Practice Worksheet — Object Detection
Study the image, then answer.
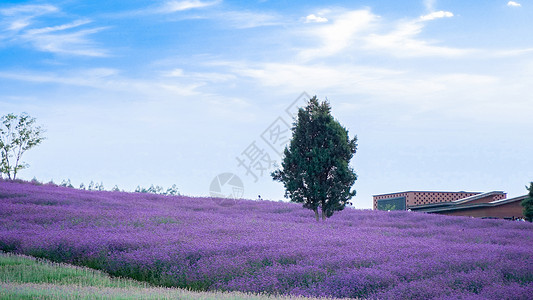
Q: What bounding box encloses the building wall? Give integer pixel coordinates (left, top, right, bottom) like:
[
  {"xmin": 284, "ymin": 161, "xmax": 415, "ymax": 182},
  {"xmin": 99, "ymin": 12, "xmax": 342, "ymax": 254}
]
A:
[
  {"xmin": 373, "ymin": 191, "xmax": 479, "ymax": 210},
  {"xmin": 410, "ymin": 192, "xmax": 479, "ymax": 206},
  {"xmin": 434, "ymin": 201, "xmax": 524, "ymax": 219},
  {"xmin": 373, "ymin": 192, "xmax": 409, "ymax": 210}
]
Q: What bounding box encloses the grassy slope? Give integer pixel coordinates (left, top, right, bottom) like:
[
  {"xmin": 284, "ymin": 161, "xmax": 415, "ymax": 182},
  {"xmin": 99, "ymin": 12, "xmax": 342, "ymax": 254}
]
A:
[{"xmin": 0, "ymin": 252, "xmax": 348, "ymax": 300}]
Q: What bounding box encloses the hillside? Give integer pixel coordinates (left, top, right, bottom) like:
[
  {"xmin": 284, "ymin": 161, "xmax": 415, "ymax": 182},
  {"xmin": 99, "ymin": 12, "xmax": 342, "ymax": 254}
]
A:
[
  {"xmin": 0, "ymin": 252, "xmax": 341, "ymax": 299},
  {"xmin": 0, "ymin": 180, "xmax": 532, "ymax": 299}
]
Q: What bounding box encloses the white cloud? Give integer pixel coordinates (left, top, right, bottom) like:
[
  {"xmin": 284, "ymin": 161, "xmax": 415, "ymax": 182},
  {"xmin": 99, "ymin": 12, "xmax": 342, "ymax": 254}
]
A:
[
  {"xmin": 298, "ymin": 9, "xmax": 377, "ymax": 60},
  {"xmin": 0, "ymin": 4, "xmax": 107, "ymax": 56},
  {"xmin": 0, "ymin": 69, "xmax": 201, "ymax": 97},
  {"xmin": 363, "ymin": 14, "xmax": 471, "ymax": 57},
  {"xmin": 218, "ymin": 11, "xmax": 280, "ymax": 28},
  {"xmin": 492, "ymin": 47, "xmax": 533, "ymax": 56},
  {"xmin": 26, "ymin": 19, "xmax": 92, "ymax": 35},
  {"xmin": 0, "ymin": 4, "xmax": 57, "ymax": 16},
  {"xmin": 424, "ymin": 0, "xmax": 436, "ymax": 11},
  {"xmin": 419, "ymin": 11, "xmax": 453, "ymax": 21},
  {"xmin": 22, "ymin": 26, "xmax": 109, "ymax": 57},
  {"xmin": 158, "ymin": 0, "xmax": 220, "ymax": 13},
  {"xmin": 219, "ymin": 58, "xmax": 530, "ymax": 124},
  {"xmin": 163, "ymin": 68, "xmax": 236, "ymax": 82},
  {"xmin": 223, "ymin": 61, "xmax": 410, "ymax": 96},
  {"xmin": 6, "ymin": 20, "xmax": 31, "ymax": 31},
  {"xmin": 305, "ymin": 14, "xmax": 328, "ymax": 23},
  {"xmin": 0, "ymin": 4, "xmax": 58, "ymax": 31},
  {"xmin": 507, "ymin": 1, "xmax": 521, "ymax": 7},
  {"xmin": 297, "ymin": 8, "xmax": 467, "ymax": 60}
]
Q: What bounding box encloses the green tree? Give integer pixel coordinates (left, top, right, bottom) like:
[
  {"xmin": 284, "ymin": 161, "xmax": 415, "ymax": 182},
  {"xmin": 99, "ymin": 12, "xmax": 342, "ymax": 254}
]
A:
[
  {"xmin": 0, "ymin": 113, "xmax": 45, "ymax": 180},
  {"xmin": 165, "ymin": 184, "xmax": 179, "ymax": 196},
  {"xmin": 272, "ymin": 96, "xmax": 357, "ymax": 221},
  {"xmin": 522, "ymin": 182, "xmax": 533, "ymax": 222}
]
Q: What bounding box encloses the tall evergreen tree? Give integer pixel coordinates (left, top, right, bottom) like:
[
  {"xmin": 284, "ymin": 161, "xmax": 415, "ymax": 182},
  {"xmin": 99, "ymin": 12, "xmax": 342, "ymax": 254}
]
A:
[
  {"xmin": 272, "ymin": 96, "xmax": 357, "ymax": 221},
  {"xmin": 522, "ymin": 182, "xmax": 533, "ymax": 222}
]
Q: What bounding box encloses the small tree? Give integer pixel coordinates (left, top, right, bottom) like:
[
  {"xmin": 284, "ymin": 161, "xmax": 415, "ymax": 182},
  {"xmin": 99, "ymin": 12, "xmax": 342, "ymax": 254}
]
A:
[
  {"xmin": 0, "ymin": 113, "xmax": 45, "ymax": 180},
  {"xmin": 60, "ymin": 179, "xmax": 74, "ymax": 188},
  {"xmin": 522, "ymin": 182, "xmax": 533, "ymax": 222},
  {"xmin": 272, "ymin": 96, "xmax": 357, "ymax": 221},
  {"xmin": 165, "ymin": 184, "xmax": 179, "ymax": 196}
]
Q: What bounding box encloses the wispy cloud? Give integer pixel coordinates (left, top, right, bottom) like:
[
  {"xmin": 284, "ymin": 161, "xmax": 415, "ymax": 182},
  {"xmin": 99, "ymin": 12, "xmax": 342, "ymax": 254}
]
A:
[
  {"xmin": 0, "ymin": 69, "xmax": 201, "ymax": 96},
  {"xmin": 419, "ymin": 11, "xmax": 453, "ymax": 21},
  {"xmin": 305, "ymin": 14, "xmax": 328, "ymax": 23},
  {"xmin": 218, "ymin": 10, "xmax": 280, "ymax": 28},
  {"xmin": 424, "ymin": 0, "xmax": 436, "ymax": 11},
  {"xmin": 0, "ymin": 4, "xmax": 58, "ymax": 31},
  {"xmin": 507, "ymin": 1, "xmax": 521, "ymax": 7},
  {"xmin": 163, "ymin": 68, "xmax": 236, "ymax": 82},
  {"xmin": 25, "ymin": 19, "xmax": 92, "ymax": 35},
  {"xmin": 298, "ymin": 9, "xmax": 377, "ymax": 60},
  {"xmin": 22, "ymin": 27, "xmax": 109, "ymax": 57},
  {"xmin": 0, "ymin": 4, "xmax": 107, "ymax": 57},
  {"xmin": 492, "ymin": 47, "xmax": 533, "ymax": 56},
  {"xmin": 364, "ymin": 22, "xmax": 470, "ymax": 57},
  {"xmin": 157, "ymin": 0, "xmax": 221, "ymax": 13},
  {"xmin": 297, "ymin": 8, "xmax": 467, "ymax": 60},
  {"xmin": 0, "ymin": 4, "xmax": 57, "ymax": 16}
]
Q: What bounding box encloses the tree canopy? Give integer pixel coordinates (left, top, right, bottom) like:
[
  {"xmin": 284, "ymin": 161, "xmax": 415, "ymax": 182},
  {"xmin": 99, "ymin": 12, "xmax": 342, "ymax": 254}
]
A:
[
  {"xmin": 272, "ymin": 96, "xmax": 357, "ymax": 221},
  {"xmin": 522, "ymin": 182, "xmax": 533, "ymax": 222},
  {"xmin": 0, "ymin": 113, "xmax": 45, "ymax": 180}
]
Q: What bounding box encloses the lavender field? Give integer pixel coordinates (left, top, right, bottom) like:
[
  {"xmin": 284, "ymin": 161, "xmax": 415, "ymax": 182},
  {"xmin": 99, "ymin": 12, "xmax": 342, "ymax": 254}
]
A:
[{"xmin": 0, "ymin": 180, "xmax": 532, "ymax": 299}]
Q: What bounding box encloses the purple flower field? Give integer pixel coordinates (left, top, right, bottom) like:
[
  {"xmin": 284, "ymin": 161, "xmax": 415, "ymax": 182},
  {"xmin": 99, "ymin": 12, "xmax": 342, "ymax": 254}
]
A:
[{"xmin": 1, "ymin": 180, "xmax": 532, "ymax": 299}]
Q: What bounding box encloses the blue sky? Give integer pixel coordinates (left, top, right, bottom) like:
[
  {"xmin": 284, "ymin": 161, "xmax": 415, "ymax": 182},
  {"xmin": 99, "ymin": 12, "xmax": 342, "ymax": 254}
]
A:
[{"xmin": 1, "ymin": 0, "xmax": 532, "ymax": 209}]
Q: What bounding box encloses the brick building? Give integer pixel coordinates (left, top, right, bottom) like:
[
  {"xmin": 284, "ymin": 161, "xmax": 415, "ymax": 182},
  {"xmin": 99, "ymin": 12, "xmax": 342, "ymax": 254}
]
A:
[
  {"xmin": 373, "ymin": 191, "xmax": 483, "ymax": 210},
  {"xmin": 373, "ymin": 190, "xmax": 525, "ymax": 219}
]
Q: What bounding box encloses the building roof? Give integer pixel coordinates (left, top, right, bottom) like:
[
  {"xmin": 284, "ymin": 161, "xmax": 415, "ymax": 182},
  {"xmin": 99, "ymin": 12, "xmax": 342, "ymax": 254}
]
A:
[
  {"xmin": 373, "ymin": 191, "xmax": 480, "ymax": 197},
  {"xmin": 451, "ymin": 191, "xmax": 505, "ymax": 204},
  {"xmin": 411, "ymin": 195, "xmax": 527, "ymax": 213}
]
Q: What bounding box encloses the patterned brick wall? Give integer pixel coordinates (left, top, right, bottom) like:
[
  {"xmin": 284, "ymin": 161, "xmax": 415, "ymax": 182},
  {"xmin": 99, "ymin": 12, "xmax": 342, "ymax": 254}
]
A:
[
  {"xmin": 411, "ymin": 192, "xmax": 479, "ymax": 206},
  {"xmin": 373, "ymin": 191, "xmax": 480, "ymax": 210}
]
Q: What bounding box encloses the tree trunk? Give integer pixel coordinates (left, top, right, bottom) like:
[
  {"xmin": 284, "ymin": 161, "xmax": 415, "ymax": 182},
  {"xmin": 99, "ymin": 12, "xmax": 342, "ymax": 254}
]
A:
[
  {"xmin": 322, "ymin": 208, "xmax": 327, "ymax": 221},
  {"xmin": 314, "ymin": 208, "xmax": 319, "ymax": 222}
]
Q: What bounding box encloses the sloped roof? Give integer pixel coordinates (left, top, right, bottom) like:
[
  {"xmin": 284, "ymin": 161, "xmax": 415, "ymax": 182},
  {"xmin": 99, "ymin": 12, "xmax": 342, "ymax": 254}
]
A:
[
  {"xmin": 373, "ymin": 191, "xmax": 480, "ymax": 197},
  {"xmin": 451, "ymin": 191, "xmax": 505, "ymax": 205},
  {"xmin": 411, "ymin": 195, "xmax": 527, "ymax": 213}
]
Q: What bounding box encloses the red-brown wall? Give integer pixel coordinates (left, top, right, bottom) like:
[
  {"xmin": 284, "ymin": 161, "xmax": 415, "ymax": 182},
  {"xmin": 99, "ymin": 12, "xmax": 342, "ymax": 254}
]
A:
[
  {"xmin": 435, "ymin": 201, "xmax": 524, "ymax": 219},
  {"xmin": 373, "ymin": 191, "xmax": 479, "ymax": 210}
]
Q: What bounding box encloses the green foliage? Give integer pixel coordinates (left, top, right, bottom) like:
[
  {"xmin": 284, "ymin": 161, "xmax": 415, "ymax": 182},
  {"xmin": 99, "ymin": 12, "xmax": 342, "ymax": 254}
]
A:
[
  {"xmin": 1, "ymin": 252, "xmax": 328, "ymax": 299},
  {"xmin": 135, "ymin": 184, "xmax": 179, "ymax": 196},
  {"xmin": 380, "ymin": 204, "xmax": 397, "ymax": 211},
  {"xmin": 60, "ymin": 179, "xmax": 74, "ymax": 188},
  {"xmin": 272, "ymin": 96, "xmax": 357, "ymax": 221},
  {"xmin": 0, "ymin": 251, "xmax": 146, "ymax": 288},
  {"xmin": 85, "ymin": 180, "xmax": 104, "ymax": 191},
  {"xmin": 522, "ymin": 182, "xmax": 533, "ymax": 222},
  {"xmin": 0, "ymin": 113, "xmax": 45, "ymax": 180}
]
